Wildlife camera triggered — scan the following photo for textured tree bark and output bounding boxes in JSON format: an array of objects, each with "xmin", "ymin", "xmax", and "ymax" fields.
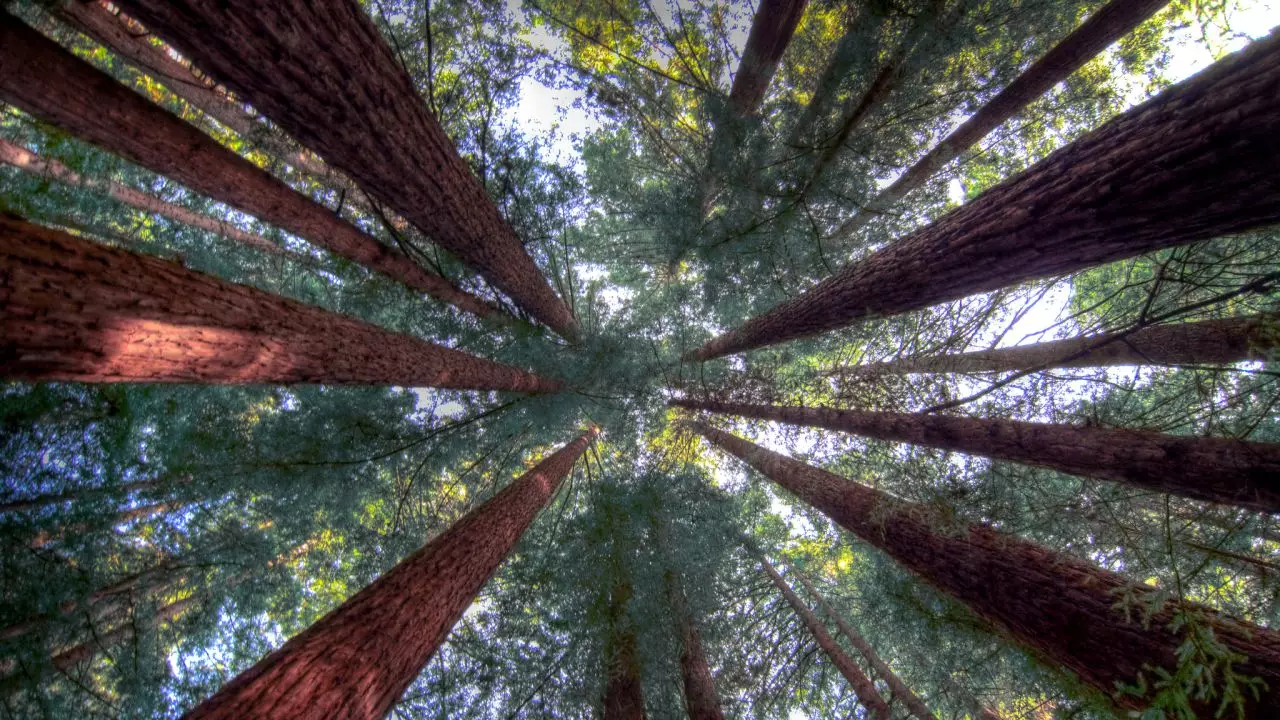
[
  {"xmin": 0, "ymin": 138, "xmax": 302, "ymax": 262},
  {"xmin": 686, "ymin": 422, "xmax": 1280, "ymax": 712},
  {"xmin": 673, "ymin": 398, "xmax": 1280, "ymax": 513},
  {"xmin": 728, "ymin": 0, "xmax": 809, "ymax": 116},
  {"xmin": 653, "ymin": 515, "xmax": 724, "ymax": 720},
  {"xmin": 790, "ymin": 569, "xmax": 937, "ymax": 720},
  {"xmin": 838, "ymin": 315, "xmax": 1280, "ymax": 376},
  {"xmin": 0, "ymin": 14, "xmax": 499, "ymax": 321},
  {"xmin": 839, "ymin": 0, "xmax": 1170, "ymax": 238},
  {"xmin": 690, "ymin": 31, "xmax": 1280, "ymax": 360},
  {"xmin": 755, "ymin": 553, "xmax": 891, "ymax": 720},
  {"xmin": 0, "ymin": 216, "xmax": 560, "ymax": 391},
  {"xmin": 114, "ymin": 0, "xmax": 579, "ymax": 339},
  {"xmin": 185, "ymin": 431, "xmax": 594, "ymax": 720}
]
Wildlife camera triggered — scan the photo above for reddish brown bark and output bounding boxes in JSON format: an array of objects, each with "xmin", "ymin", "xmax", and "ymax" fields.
[
  {"xmin": 791, "ymin": 570, "xmax": 937, "ymax": 720},
  {"xmin": 690, "ymin": 31, "xmax": 1280, "ymax": 360},
  {"xmin": 840, "ymin": 0, "xmax": 1170, "ymax": 237},
  {"xmin": 184, "ymin": 431, "xmax": 594, "ymax": 720},
  {"xmin": 114, "ymin": 0, "xmax": 579, "ymax": 339},
  {"xmin": 729, "ymin": 0, "xmax": 809, "ymax": 116},
  {"xmin": 27, "ymin": 500, "xmax": 182, "ymax": 549},
  {"xmin": 0, "ymin": 216, "xmax": 560, "ymax": 390},
  {"xmin": 673, "ymin": 398, "xmax": 1280, "ymax": 513},
  {"xmin": 756, "ymin": 553, "xmax": 890, "ymax": 720},
  {"xmin": 686, "ymin": 422, "xmax": 1280, "ymax": 712},
  {"xmin": 653, "ymin": 516, "xmax": 724, "ymax": 720},
  {"xmin": 0, "ymin": 138, "xmax": 300, "ymax": 261},
  {"xmin": 0, "ymin": 14, "xmax": 499, "ymax": 321},
  {"xmin": 840, "ymin": 315, "xmax": 1280, "ymax": 376}
]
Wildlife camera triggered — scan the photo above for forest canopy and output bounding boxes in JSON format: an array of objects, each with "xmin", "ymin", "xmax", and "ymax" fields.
[{"xmin": 1, "ymin": 0, "xmax": 1279, "ymax": 718}]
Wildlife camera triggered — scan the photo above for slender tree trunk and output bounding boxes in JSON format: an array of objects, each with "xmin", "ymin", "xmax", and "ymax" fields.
[
  {"xmin": 28, "ymin": 500, "xmax": 183, "ymax": 549},
  {"xmin": 755, "ymin": 552, "xmax": 891, "ymax": 720},
  {"xmin": 840, "ymin": 0, "xmax": 1170, "ymax": 237},
  {"xmin": 0, "ymin": 13, "xmax": 499, "ymax": 321},
  {"xmin": 0, "ymin": 475, "xmax": 182, "ymax": 515},
  {"xmin": 790, "ymin": 570, "xmax": 937, "ymax": 720},
  {"xmin": 0, "ymin": 559, "xmax": 181, "ymax": 642},
  {"xmin": 0, "ymin": 138, "xmax": 302, "ymax": 262},
  {"xmin": 652, "ymin": 515, "xmax": 724, "ymax": 720},
  {"xmin": 114, "ymin": 0, "xmax": 579, "ymax": 339},
  {"xmin": 837, "ymin": 315, "xmax": 1280, "ymax": 376},
  {"xmin": 685, "ymin": 422, "xmax": 1280, "ymax": 713},
  {"xmin": 185, "ymin": 430, "xmax": 594, "ymax": 720},
  {"xmin": 689, "ymin": 31, "xmax": 1280, "ymax": 360},
  {"xmin": 603, "ymin": 577, "xmax": 648, "ymax": 720},
  {"xmin": 728, "ymin": 0, "xmax": 809, "ymax": 116},
  {"xmin": 785, "ymin": 8, "xmax": 886, "ymax": 151},
  {"xmin": 0, "ymin": 216, "xmax": 560, "ymax": 391},
  {"xmin": 672, "ymin": 398, "xmax": 1280, "ymax": 513}
]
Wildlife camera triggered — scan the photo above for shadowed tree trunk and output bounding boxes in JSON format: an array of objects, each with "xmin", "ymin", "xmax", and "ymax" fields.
[
  {"xmin": 835, "ymin": 315, "xmax": 1280, "ymax": 376},
  {"xmin": 114, "ymin": 0, "xmax": 579, "ymax": 339},
  {"xmin": 790, "ymin": 569, "xmax": 937, "ymax": 720},
  {"xmin": 689, "ymin": 31, "xmax": 1280, "ymax": 360},
  {"xmin": 185, "ymin": 430, "xmax": 594, "ymax": 719},
  {"xmin": 27, "ymin": 500, "xmax": 184, "ymax": 549},
  {"xmin": 0, "ymin": 138, "xmax": 303, "ymax": 262},
  {"xmin": 785, "ymin": 7, "xmax": 887, "ymax": 151},
  {"xmin": 603, "ymin": 576, "xmax": 648, "ymax": 720},
  {"xmin": 728, "ymin": 0, "xmax": 809, "ymax": 116},
  {"xmin": 0, "ymin": 216, "xmax": 560, "ymax": 391},
  {"xmin": 0, "ymin": 475, "xmax": 184, "ymax": 515},
  {"xmin": 685, "ymin": 421, "xmax": 1280, "ymax": 713},
  {"xmin": 839, "ymin": 0, "xmax": 1170, "ymax": 238},
  {"xmin": 0, "ymin": 13, "xmax": 499, "ymax": 321},
  {"xmin": 672, "ymin": 398, "xmax": 1280, "ymax": 513},
  {"xmin": 754, "ymin": 551, "xmax": 891, "ymax": 720},
  {"xmin": 652, "ymin": 514, "xmax": 724, "ymax": 720}
]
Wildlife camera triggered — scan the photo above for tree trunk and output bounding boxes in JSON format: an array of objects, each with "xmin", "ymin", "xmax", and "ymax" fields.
[
  {"xmin": 184, "ymin": 430, "xmax": 594, "ymax": 720},
  {"xmin": 791, "ymin": 569, "xmax": 937, "ymax": 720},
  {"xmin": 603, "ymin": 577, "xmax": 648, "ymax": 720},
  {"xmin": 840, "ymin": 0, "xmax": 1170, "ymax": 238},
  {"xmin": 652, "ymin": 515, "xmax": 724, "ymax": 720},
  {"xmin": 785, "ymin": 8, "xmax": 887, "ymax": 151},
  {"xmin": 0, "ymin": 13, "xmax": 499, "ymax": 321},
  {"xmin": 27, "ymin": 500, "xmax": 183, "ymax": 549},
  {"xmin": 685, "ymin": 421, "xmax": 1280, "ymax": 713},
  {"xmin": 0, "ymin": 138, "xmax": 303, "ymax": 262},
  {"xmin": 0, "ymin": 216, "xmax": 560, "ymax": 391},
  {"xmin": 755, "ymin": 552, "xmax": 891, "ymax": 720},
  {"xmin": 837, "ymin": 315, "xmax": 1280, "ymax": 376},
  {"xmin": 728, "ymin": 0, "xmax": 809, "ymax": 116},
  {"xmin": 689, "ymin": 31, "xmax": 1280, "ymax": 360},
  {"xmin": 672, "ymin": 398, "xmax": 1280, "ymax": 513},
  {"xmin": 0, "ymin": 475, "xmax": 181, "ymax": 515},
  {"xmin": 114, "ymin": 0, "xmax": 579, "ymax": 339}
]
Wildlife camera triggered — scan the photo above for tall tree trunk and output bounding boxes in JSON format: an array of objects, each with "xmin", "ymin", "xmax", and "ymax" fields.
[
  {"xmin": 790, "ymin": 569, "xmax": 937, "ymax": 720},
  {"xmin": 652, "ymin": 514, "xmax": 724, "ymax": 720},
  {"xmin": 672, "ymin": 398, "xmax": 1280, "ymax": 513},
  {"xmin": 603, "ymin": 577, "xmax": 648, "ymax": 720},
  {"xmin": 27, "ymin": 500, "xmax": 183, "ymax": 549},
  {"xmin": 728, "ymin": 0, "xmax": 809, "ymax": 116},
  {"xmin": 0, "ymin": 138, "xmax": 303, "ymax": 262},
  {"xmin": 0, "ymin": 216, "xmax": 560, "ymax": 391},
  {"xmin": 685, "ymin": 422, "xmax": 1280, "ymax": 713},
  {"xmin": 839, "ymin": 0, "xmax": 1170, "ymax": 238},
  {"xmin": 185, "ymin": 430, "xmax": 594, "ymax": 720},
  {"xmin": 0, "ymin": 13, "xmax": 499, "ymax": 322},
  {"xmin": 754, "ymin": 552, "xmax": 891, "ymax": 720},
  {"xmin": 0, "ymin": 560, "xmax": 181, "ymax": 643},
  {"xmin": 785, "ymin": 7, "xmax": 887, "ymax": 151},
  {"xmin": 0, "ymin": 475, "xmax": 182, "ymax": 515},
  {"xmin": 114, "ymin": 0, "xmax": 579, "ymax": 339},
  {"xmin": 689, "ymin": 31, "xmax": 1280, "ymax": 360},
  {"xmin": 836, "ymin": 315, "xmax": 1280, "ymax": 376}
]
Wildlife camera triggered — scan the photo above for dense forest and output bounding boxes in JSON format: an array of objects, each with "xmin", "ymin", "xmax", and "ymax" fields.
[{"xmin": 1, "ymin": 0, "xmax": 1279, "ymax": 718}]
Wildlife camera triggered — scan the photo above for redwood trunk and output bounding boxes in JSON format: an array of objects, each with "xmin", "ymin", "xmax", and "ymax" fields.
[
  {"xmin": 0, "ymin": 475, "xmax": 178, "ymax": 515},
  {"xmin": 28, "ymin": 500, "xmax": 181, "ymax": 549},
  {"xmin": 673, "ymin": 398, "xmax": 1280, "ymax": 513},
  {"xmin": 0, "ymin": 138, "xmax": 298, "ymax": 262},
  {"xmin": 0, "ymin": 560, "xmax": 179, "ymax": 642},
  {"xmin": 687, "ymin": 422, "xmax": 1280, "ymax": 712},
  {"xmin": 0, "ymin": 216, "xmax": 560, "ymax": 391},
  {"xmin": 757, "ymin": 554, "xmax": 891, "ymax": 720},
  {"xmin": 603, "ymin": 579, "xmax": 648, "ymax": 720},
  {"xmin": 791, "ymin": 571, "xmax": 937, "ymax": 720},
  {"xmin": 841, "ymin": 0, "xmax": 1170, "ymax": 237},
  {"xmin": 842, "ymin": 315, "xmax": 1279, "ymax": 375},
  {"xmin": 690, "ymin": 32, "xmax": 1280, "ymax": 360},
  {"xmin": 114, "ymin": 0, "xmax": 579, "ymax": 339},
  {"xmin": 653, "ymin": 516, "xmax": 724, "ymax": 720},
  {"xmin": 728, "ymin": 0, "xmax": 809, "ymax": 116},
  {"xmin": 185, "ymin": 431, "xmax": 594, "ymax": 719},
  {"xmin": 0, "ymin": 14, "xmax": 498, "ymax": 321}
]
